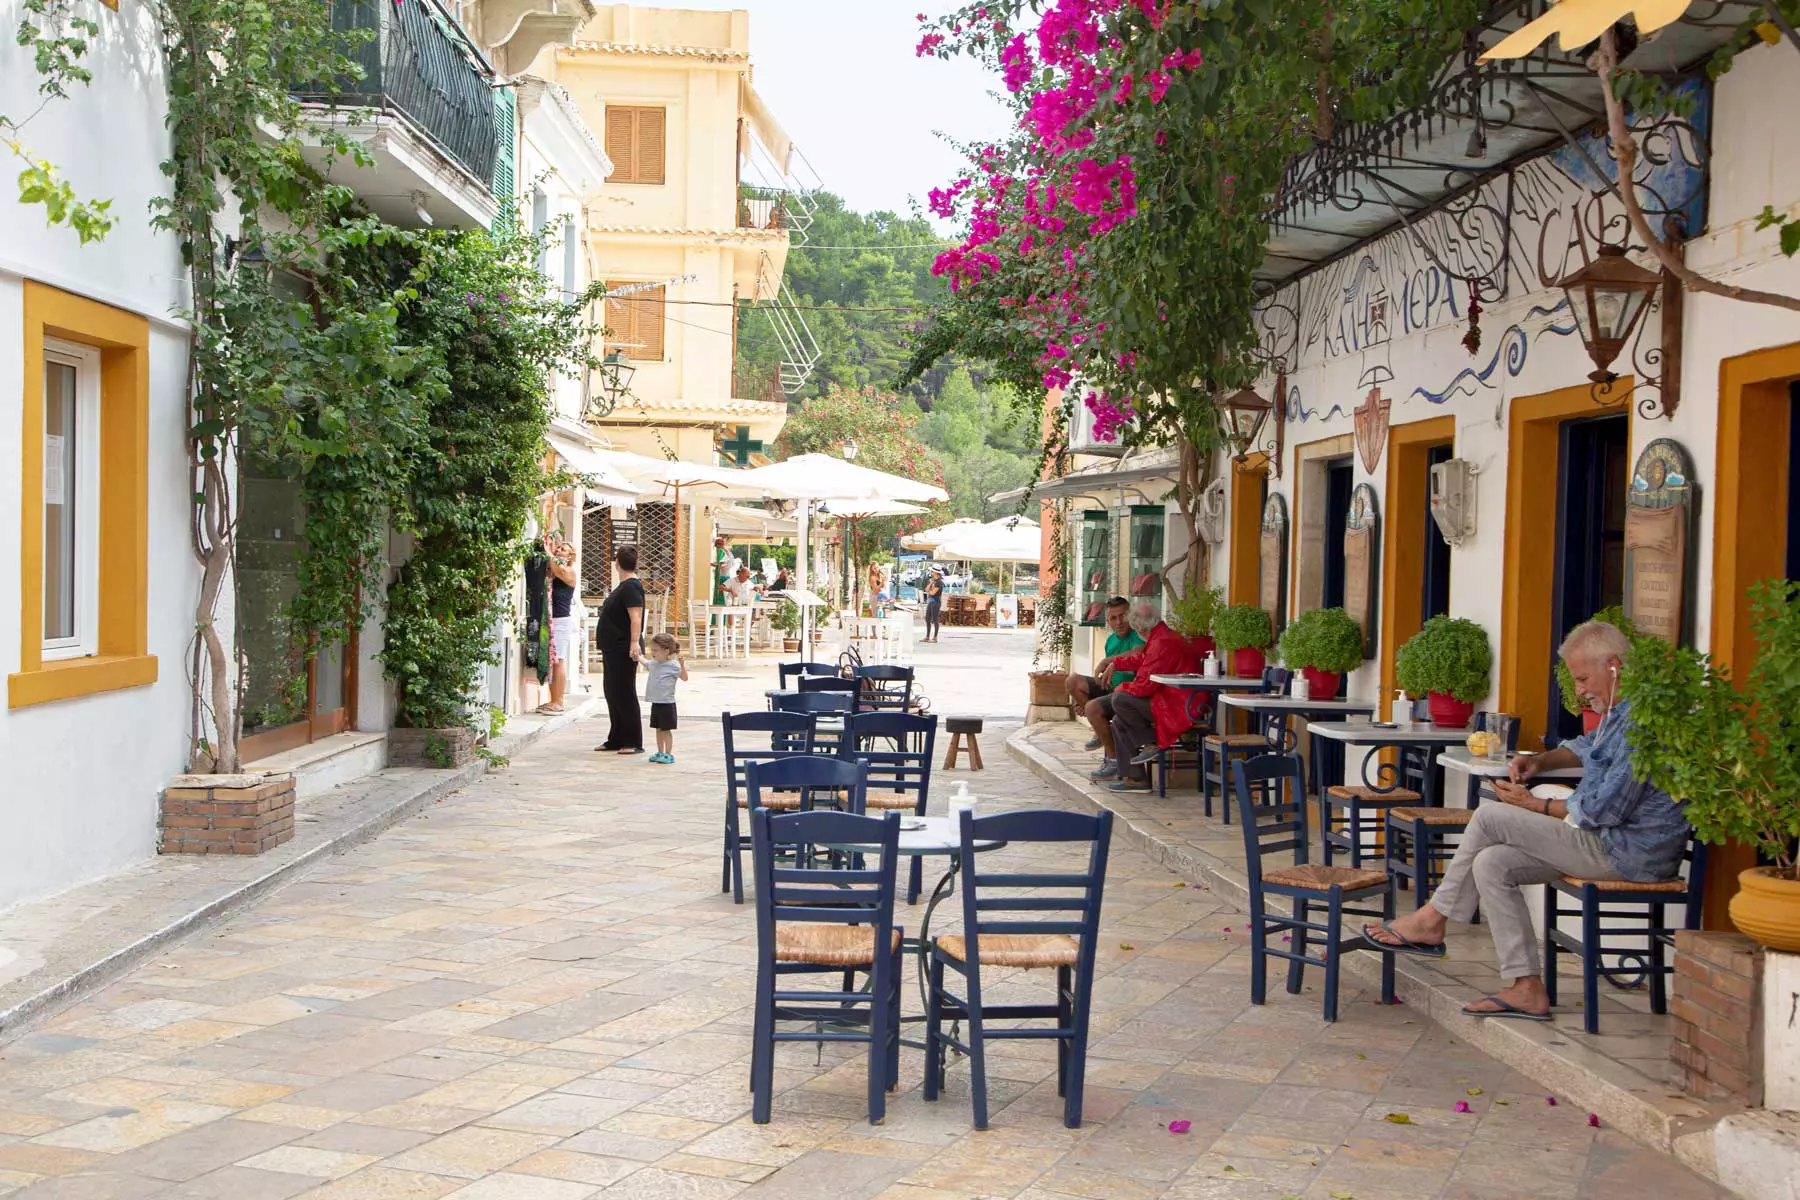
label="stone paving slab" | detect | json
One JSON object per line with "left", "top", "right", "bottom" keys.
{"left": 0, "top": 701, "right": 600, "bottom": 1045}
{"left": 1005, "top": 719, "right": 1736, "bottom": 1167}
{"left": 0, "top": 632, "right": 1727, "bottom": 1197}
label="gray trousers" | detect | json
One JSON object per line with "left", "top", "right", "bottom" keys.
{"left": 1429, "top": 801, "right": 1621, "bottom": 979}
{"left": 1109, "top": 690, "right": 1155, "bottom": 781}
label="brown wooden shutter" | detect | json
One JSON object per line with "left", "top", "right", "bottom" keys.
{"left": 603, "top": 283, "right": 665, "bottom": 361}
{"left": 635, "top": 108, "right": 666, "bottom": 185}
{"left": 604, "top": 107, "right": 636, "bottom": 183}
{"left": 603, "top": 280, "right": 635, "bottom": 355}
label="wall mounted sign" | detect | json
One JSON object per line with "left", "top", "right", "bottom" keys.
{"left": 1197, "top": 478, "right": 1228, "bottom": 545}
{"left": 1353, "top": 387, "right": 1390, "bottom": 475}
{"left": 1623, "top": 438, "right": 1696, "bottom": 645}
{"left": 1259, "top": 493, "right": 1289, "bottom": 630}
{"left": 1343, "top": 483, "right": 1381, "bottom": 658}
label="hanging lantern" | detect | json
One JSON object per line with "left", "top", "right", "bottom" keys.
{"left": 586, "top": 350, "right": 636, "bottom": 420}
{"left": 1218, "top": 388, "right": 1273, "bottom": 461}
{"left": 1557, "top": 246, "right": 1661, "bottom": 383}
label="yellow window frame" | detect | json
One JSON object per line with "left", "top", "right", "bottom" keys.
{"left": 10, "top": 281, "right": 157, "bottom": 708}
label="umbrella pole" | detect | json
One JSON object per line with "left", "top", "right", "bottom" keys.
{"left": 673, "top": 483, "right": 684, "bottom": 637}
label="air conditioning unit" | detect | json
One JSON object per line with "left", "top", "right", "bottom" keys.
{"left": 1066, "top": 392, "right": 1131, "bottom": 457}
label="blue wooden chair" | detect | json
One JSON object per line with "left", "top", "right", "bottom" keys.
{"left": 924, "top": 808, "right": 1113, "bottom": 1130}
{"left": 839, "top": 712, "right": 937, "bottom": 904}
{"left": 772, "top": 690, "right": 854, "bottom": 754}
{"left": 777, "top": 661, "right": 838, "bottom": 690}
{"left": 1544, "top": 837, "right": 1708, "bottom": 1034}
{"left": 853, "top": 664, "right": 915, "bottom": 714}
{"left": 1145, "top": 691, "right": 1213, "bottom": 797}
{"left": 721, "top": 711, "right": 816, "bottom": 904}
{"left": 747, "top": 793, "right": 901, "bottom": 1126}
{"left": 799, "top": 674, "right": 860, "bottom": 698}
{"left": 1233, "top": 755, "right": 1395, "bottom": 1022}
{"left": 1200, "top": 666, "right": 1289, "bottom": 821}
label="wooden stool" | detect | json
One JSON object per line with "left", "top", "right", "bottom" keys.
{"left": 943, "top": 716, "right": 985, "bottom": 770}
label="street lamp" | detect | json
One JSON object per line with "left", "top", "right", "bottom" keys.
{"left": 1218, "top": 387, "right": 1274, "bottom": 461}
{"left": 585, "top": 350, "right": 637, "bottom": 421}
{"left": 840, "top": 438, "right": 859, "bottom": 461}
{"left": 1555, "top": 245, "right": 1661, "bottom": 383}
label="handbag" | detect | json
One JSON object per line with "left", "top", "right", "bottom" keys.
{"left": 1129, "top": 572, "right": 1158, "bottom": 596}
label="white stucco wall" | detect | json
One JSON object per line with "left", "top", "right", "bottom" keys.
{"left": 0, "top": 1, "right": 196, "bottom": 910}
{"left": 1209, "top": 41, "right": 1800, "bottom": 717}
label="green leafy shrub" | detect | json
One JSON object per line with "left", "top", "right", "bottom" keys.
{"left": 1395, "top": 616, "right": 1492, "bottom": 702}
{"left": 774, "top": 597, "right": 801, "bottom": 635}
{"left": 1622, "top": 579, "right": 1800, "bottom": 875}
{"left": 1556, "top": 605, "right": 1641, "bottom": 715}
{"left": 1212, "top": 603, "right": 1272, "bottom": 653}
{"left": 1167, "top": 584, "right": 1223, "bottom": 640}
{"left": 1278, "top": 607, "right": 1365, "bottom": 673}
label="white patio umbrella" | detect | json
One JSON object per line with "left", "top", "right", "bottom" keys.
{"left": 545, "top": 429, "right": 642, "bottom": 507}
{"left": 738, "top": 455, "right": 947, "bottom": 647}
{"left": 935, "top": 522, "right": 1043, "bottom": 564}
{"left": 901, "top": 517, "right": 983, "bottom": 551}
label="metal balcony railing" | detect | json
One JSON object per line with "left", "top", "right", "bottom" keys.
{"left": 297, "top": 0, "right": 498, "bottom": 187}
{"left": 738, "top": 186, "right": 791, "bottom": 233}
{"left": 732, "top": 360, "right": 786, "bottom": 406}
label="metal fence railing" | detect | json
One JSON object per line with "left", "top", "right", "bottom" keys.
{"left": 297, "top": 0, "right": 497, "bottom": 187}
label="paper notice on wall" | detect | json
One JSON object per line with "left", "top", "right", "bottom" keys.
{"left": 43, "top": 435, "right": 65, "bottom": 505}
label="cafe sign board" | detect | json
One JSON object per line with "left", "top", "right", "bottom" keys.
{"left": 1260, "top": 493, "right": 1289, "bottom": 630}
{"left": 1623, "top": 438, "right": 1696, "bottom": 645}
{"left": 1344, "top": 483, "right": 1381, "bottom": 657}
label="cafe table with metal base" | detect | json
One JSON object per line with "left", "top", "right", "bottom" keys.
{"left": 822, "top": 814, "right": 1004, "bottom": 1049}
{"left": 1218, "top": 694, "right": 1378, "bottom": 800}
{"left": 1435, "top": 747, "right": 1584, "bottom": 809}
{"left": 1149, "top": 675, "right": 1267, "bottom": 736}
{"left": 1305, "top": 721, "right": 1476, "bottom": 866}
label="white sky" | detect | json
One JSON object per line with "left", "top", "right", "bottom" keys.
{"left": 676, "top": 1, "right": 1015, "bottom": 219}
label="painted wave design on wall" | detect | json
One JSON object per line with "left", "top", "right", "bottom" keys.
{"left": 1409, "top": 298, "right": 1579, "bottom": 405}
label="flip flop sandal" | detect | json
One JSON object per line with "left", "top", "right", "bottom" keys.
{"left": 536, "top": 704, "right": 565, "bottom": 714}
{"left": 617, "top": 747, "right": 645, "bottom": 756}
{"left": 1463, "top": 995, "right": 1552, "bottom": 1021}
{"left": 1361, "top": 920, "right": 1448, "bottom": 959}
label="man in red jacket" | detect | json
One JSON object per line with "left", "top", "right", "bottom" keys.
{"left": 1100, "top": 602, "right": 1201, "bottom": 791}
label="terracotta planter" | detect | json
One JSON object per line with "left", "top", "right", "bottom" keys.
{"left": 1729, "top": 866, "right": 1800, "bottom": 953}
{"left": 783, "top": 638, "right": 801, "bottom": 653}
{"left": 389, "top": 726, "right": 476, "bottom": 769}
{"left": 1427, "top": 692, "right": 1475, "bottom": 729}
{"left": 1028, "top": 670, "right": 1070, "bottom": 708}
{"left": 1301, "top": 667, "right": 1341, "bottom": 700}
{"left": 1231, "top": 647, "right": 1267, "bottom": 679}
{"left": 1581, "top": 707, "right": 1603, "bottom": 734}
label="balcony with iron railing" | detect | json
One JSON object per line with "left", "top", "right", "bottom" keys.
{"left": 295, "top": 0, "right": 497, "bottom": 189}
{"left": 737, "top": 186, "right": 793, "bottom": 234}
{"left": 732, "top": 359, "right": 787, "bottom": 406}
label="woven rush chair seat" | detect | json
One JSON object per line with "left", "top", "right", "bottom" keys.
{"left": 1203, "top": 732, "right": 1266, "bottom": 747}
{"left": 774, "top": 924, "right": 902, "bottom": 966}
{"left": 736, "top": 793, "right": 802, "bottom": 810}
{"left": 936, "top": 933, "right": 1080, "bottom": 969}
{"left": 863, "top": 791, "right": 917, "bottom": 811}
{"left": 1388, "top": 807, "right": 1472, "bottom": 826}
{"left": 1326, "top": 785, "right": 1422, "bottom": 803}
{"left": 1557, "top": 875, "right": 1688, "bottom": 892}
{"left": 1262, "top": 864, "right": 1390, "bottom": 892}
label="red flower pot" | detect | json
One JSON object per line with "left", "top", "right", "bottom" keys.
{"left": 1187, "top": 634, "right": 1216, "bottom": 662}
{"left": 1427, "top": 692, "right": 1475, "bottom": 729}
{"left": 1232, "top": 647, "right": 1267, "bottom": 679}
{"left": 1301, "top": 668, "right": 1341, "bottom": 700}
{"left": 1581, "top": 707, "right": 1603, "bottom": 734}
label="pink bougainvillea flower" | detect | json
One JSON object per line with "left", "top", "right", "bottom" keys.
{"left": 1168, "top": 1119, "right": 1191, "bottom": 1134}
{"left": 1546, "top": 1097, "right": 1558, "bottom": 1106}
{"left": 1454, "top": 1101, "right": 1471, "bottom": 1113}
{"left": 1588, "top": 1113, "right": 1600, "bottom": 1127}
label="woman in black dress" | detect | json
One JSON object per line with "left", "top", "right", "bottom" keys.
{"left": 594, "top": 546, "right": 646, "bottom": 755}
{"left": 923, "top": 569, "right": 944, "bottom": 643}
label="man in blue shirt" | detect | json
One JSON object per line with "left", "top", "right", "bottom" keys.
{"left": 1363, "top": 621, "right": 1690, "bottom": 1021}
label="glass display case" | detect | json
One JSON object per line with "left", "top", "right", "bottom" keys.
{"left": 1127, "top": 505, "right": 1165, "bottom": 617}
{"left": 1078, "top": 510, "right": 1112, "bottom": 626}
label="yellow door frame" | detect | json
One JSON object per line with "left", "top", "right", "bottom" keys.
{"left": 1228, "top": 455, "right": 1268, "bottom": 606}
{"left": 1379, "top": 416, "right": 1457, "bottom": 720}
{"left": 1498, "top": 382, "right": 1632, "bottom": 749}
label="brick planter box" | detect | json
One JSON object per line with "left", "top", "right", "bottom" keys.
{"left": 1671, "top": 929, "right": 1765, "bottom": 1106}
{"left": 160, "top": 774, "right": 296, "bottom": 856}
{"left": 387, "top": 726, "right": 476, "bottom": 769}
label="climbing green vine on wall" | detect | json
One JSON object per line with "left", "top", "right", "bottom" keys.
{"left": 8, "top": 0, "right": 113, "bottom": 241}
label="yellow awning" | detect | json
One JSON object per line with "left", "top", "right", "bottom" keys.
{"left": 740, "top": 78, "right": 794, "bottom": 175}
{"left": 1481, "top": 0, "right": 1693, "bottom": 61}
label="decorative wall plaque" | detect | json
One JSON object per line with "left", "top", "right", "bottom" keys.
{"left": 1624, "top": 438, "right": 1696, "bottom": 645}
{"left": 1259, "top": 493, "right": 1289, "bottom": 630}
{"left": 1353, "top": 386, "right": 1390, "bottom": 475}
{"left": 1343, "top": 483, "right": 1381, "bottom": 658}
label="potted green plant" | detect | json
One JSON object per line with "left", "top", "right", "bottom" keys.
{"left": 1395, "top": 615, "right": 1491, "bottom": 728}
{"left": 1278, "top": 606, "right": 1365, "bottom": 700}
{"left": 1213, "top": 603, "right": 1273, "bottom": 679}
{"left": 1167, "top": 584, "right": 1222, "bottom": 660}
{"left": 1556, "top": 605, "right": 1638, "bottom": 733}
{"left": 773, "top": 597, "right": 801, "bottom": 653}
{"left": 1621, "top": 579, "right": 1800, "bottom": 952}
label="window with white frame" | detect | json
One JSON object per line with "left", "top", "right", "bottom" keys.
{"left": 41, "top": 338, "right": 102, "bottom": 659}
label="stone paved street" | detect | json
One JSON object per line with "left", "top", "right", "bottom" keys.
{"left": 0, "top": 631, "right": 1725, "bottom": 1198}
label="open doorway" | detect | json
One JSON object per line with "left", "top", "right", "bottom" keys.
{"left": 1422, "top": 444, "right": 1453, "bottom": 622}
{"left": 1546, "top": 413, "right": 1629, "bottom": 743}
{"left": 1321, "top": 458, "right": 1354, "bottom": 610}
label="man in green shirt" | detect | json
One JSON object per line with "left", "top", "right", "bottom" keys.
{"left": 1065, "top": 596, "right": 1142, "bottom": 769}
